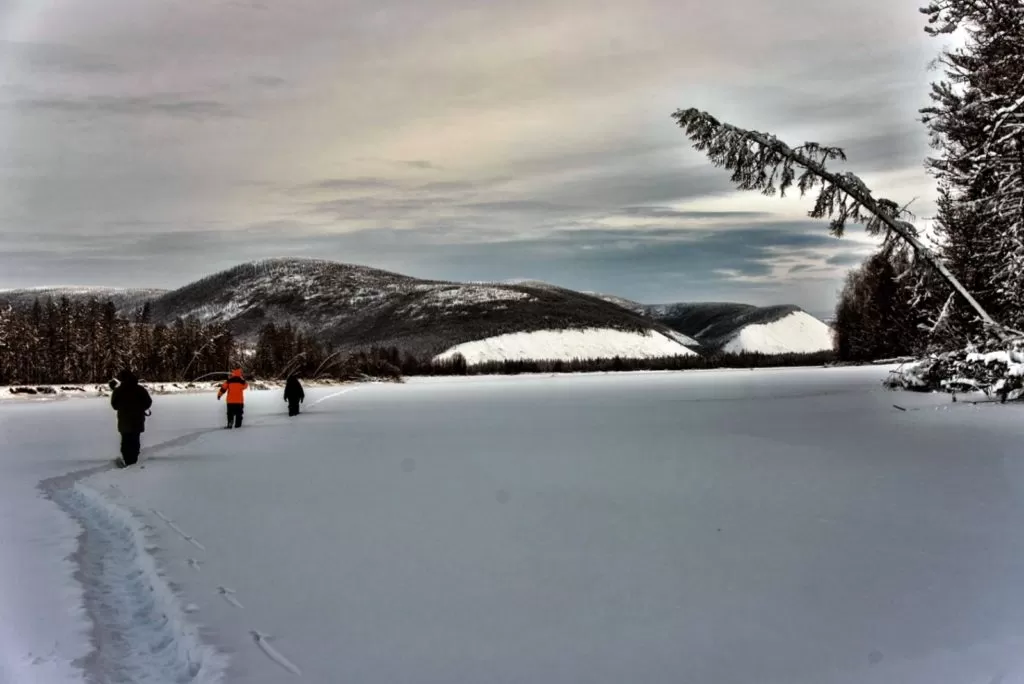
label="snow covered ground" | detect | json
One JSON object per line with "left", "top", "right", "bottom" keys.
{"left": 722, "top": 310, "right": 835, "bottom": 354}
{"left": 5, "top": 369, "right": 1024, "bottom": 683}
{"left": 434, "top": 327, "right": 697, "bottom": 364}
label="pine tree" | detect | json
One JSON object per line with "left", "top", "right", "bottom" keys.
{"left": 921, "top": 0, "right": 1024, "bottom": 330}
{"left": 834, "top": 249, "right": 924, "bottom": 361}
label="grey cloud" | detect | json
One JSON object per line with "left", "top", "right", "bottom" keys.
{"left": 0, "top": 219, "right": 858, "bottom": 282}
{"left": 617, "top": 207, "right": 773, "bottom": 220}
{"left": 462, "top": 200, "right": 581, "bottom": 214}
{"left": 307, "top": 197, "right": 456, "bottom": 218}
{"left": 251, "top": 75, "right": 288, "bottom": 88}
{"left": 826, "top": 252, "right": 869, "bottom": 267}
{"left": 226, "top": 1, "right": 269, "bottom": 11}
{"left": 0, "top": 40, "right": 122, "bottom": 74}
{"left": 417, "top": 179, "right": 506, "bottom": 193}
{"left": 14, "top": 94, "right": 237, "bottom": 119}
{"left": 831, "top": 125, "right": 930, "bottom": 175}
{"left": 296, "top": 177, "right": 400, "bottom": 192}
{"left": 1, "top": 0, "right": 929, "bottom": 315}
{"left": 293, "top": 176, "right": 497, "bottom": 196}
{"left": 527, "top": 163, "right": 736, "bottom": 211}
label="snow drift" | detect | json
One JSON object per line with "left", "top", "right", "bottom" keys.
{"left": 433, "top": 328, "right": 698, "bottom": 365}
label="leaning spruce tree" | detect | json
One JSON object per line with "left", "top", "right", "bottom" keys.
{"left": 671, "top": 0, "right": 1024, "bottom": 395}
{"left": 670, "top": 108, "right": 1024, "bottom": 395}
{"left": 670, "top": 108, "right": 1003, "bottom": 335}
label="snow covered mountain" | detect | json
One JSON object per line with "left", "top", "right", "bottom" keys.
{"left": 0, "top": 262, "right": 834, "bottom": 360}
{"left": 145, "top": 258, "right": 694, "bottom": 359}
{"left": 643, "top": 302, "right": 835, "bottom": 354}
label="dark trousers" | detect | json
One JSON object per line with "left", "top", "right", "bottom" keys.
{"left": 288, "top": 400, "right": 301, "bottom": 417}
{"left": 120, "top": 432, "right": 141, "bottom": 465}
{"left": 226, "top": 403, "right": 244, "bottom": 428}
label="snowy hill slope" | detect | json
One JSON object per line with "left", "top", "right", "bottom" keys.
{"left": 0, "top": 287, "right": 167, "bottom": 312}
{"left": 146, "top": 258, "right": 692, "bottom": 358}
{"left": 644, "top": 302, "right": 834, "bottom": 354}
{"left": 720, "top": 310, "right": 836, "bottom": 354}
{"left": 0, "top": 263, "right": 833, "bottom": 358}
{"left": 434, "top": 327, "right": 697, "bottom": 364}
{"left": 586, "top": 292, "right": 647, "bottom": 314}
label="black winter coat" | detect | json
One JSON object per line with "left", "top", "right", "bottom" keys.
{"left": 111, "top": 378, "right": 153, "bottom": 434}
{"left": 284, "top": 376, "right": 305, "bottom": 402}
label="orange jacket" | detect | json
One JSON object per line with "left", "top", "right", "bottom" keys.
{"left": 218, "top": 369, "right": 248, "bottom": 404}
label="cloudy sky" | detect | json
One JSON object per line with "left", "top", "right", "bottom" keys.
{"left": 0, "top": 0, "right": 946, "bottom": 316}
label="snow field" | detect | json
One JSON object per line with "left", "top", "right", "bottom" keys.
{"left": 7, "top": 369, "right": 1024, "bottom": 683}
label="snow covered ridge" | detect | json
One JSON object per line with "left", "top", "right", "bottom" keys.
{"left": 2, "top": 258, "right": 834, "bottom": 359}
{"left": 434, "top": 328, "right": 698, "bottom": 365}
{"left": 638, "top": 301, "right": 834, "bottom": 355}
{"left": 137, "top": 258, "right": 682, "bottom": 357}
{"left": 721, "top": 311, "right": 835, "bottom": 355}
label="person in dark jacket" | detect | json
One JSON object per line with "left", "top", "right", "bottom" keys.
{"left": 283, "top": 374, "right": 305, "bottom": 417}
{"left": 109, "top": 369, "right": 153, "bottom": 467}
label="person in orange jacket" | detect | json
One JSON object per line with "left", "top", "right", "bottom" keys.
{"left": 218, "top": 368, "right": 248, "bottom": 429}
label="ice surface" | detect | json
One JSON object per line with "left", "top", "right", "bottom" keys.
{"left": 721, "top": 310, "right": 834, "bottom": 354}
{"left": 5, "top": 369, "right": 1024, "bottom": 683}
{"left": 434, "top": 327, "right": 697, "bottom": 364}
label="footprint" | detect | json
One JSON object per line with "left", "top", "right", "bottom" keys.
{"left": 182, "top": 535, "right": 205, "bottom": 551}
{"left": 153, "top": 510, "right": 206, "bottom": 550}
{"left": 217, "top": 586, "right": 244, "bottom": 609}
{"left": 251, "top": 631, "right": 302, "bottom": 675}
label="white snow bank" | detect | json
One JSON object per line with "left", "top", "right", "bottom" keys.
{"left": 434, "top": 327, "right": 698, "bottom": 365}
{"left": 965, "top": 350, "right": 1024, "bottom": 365}
{"left": 721, "top": 311, "right": 834, "bottom": 355}
{"left": 0, "top": 382, "right": 222, "bottom": 403}
{"left": 0, "top": 379, "right": 350, "bottom": 403}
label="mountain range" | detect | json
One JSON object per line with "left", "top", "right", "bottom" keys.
{"left": 0, "top": 258, "right": 835, "bottom": 362}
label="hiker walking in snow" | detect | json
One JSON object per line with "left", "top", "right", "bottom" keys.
{"left": 283, "top": 374, "right": 304, "bottom": 417}
{"left": 218, "top": 368, "right": 248, "bottom": 428}
{"left": 109, "top": 369, "right": 153, "bottom": 467}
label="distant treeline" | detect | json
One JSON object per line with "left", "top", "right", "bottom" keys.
{"left": 0, "top": 298, "right": 403, "bottom": 385}
{"left": 0, "top": 297, "right": 835, "bottom": 385}
{"left": 0, "top": 297, "right": 234, "bottom": 385}
{"left": 411, "top": 350, "right": 837, "bottom": 376}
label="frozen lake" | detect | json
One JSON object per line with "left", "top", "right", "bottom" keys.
{"left": 4, "top": 367, "right": 1024, "bottom": 683}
